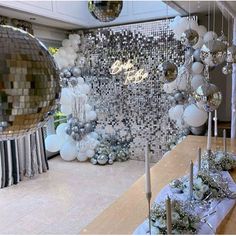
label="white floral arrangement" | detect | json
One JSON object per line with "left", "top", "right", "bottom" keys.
{"left": 202, "top": 150, "right": 236, "bottom": 171}
{"left": 170, "top": 171, "right": 232, "bottom": 201}
{"left": 150, "top": 199, "right": 200, "bottom": 234}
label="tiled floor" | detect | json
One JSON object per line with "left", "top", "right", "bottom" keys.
{"left": 0, "top": 157, "right": 145, "bottom": 234}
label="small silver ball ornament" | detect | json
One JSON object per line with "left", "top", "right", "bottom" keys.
{"left": 97, "top": 155, "right": 108, "bottom": 165}
{"left": 222, "top": 63, "right": 232, "bottom": 75}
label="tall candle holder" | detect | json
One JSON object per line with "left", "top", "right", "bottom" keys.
{"left": 145, "top": 143, "right": 152, "bottom": 235}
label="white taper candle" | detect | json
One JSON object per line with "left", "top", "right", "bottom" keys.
{"left": 166, "top": 196, "right": 172, "bottom": 235}
{"left": 207, "top": 112, "right": 212, "bottom": 151}
{"left": 198, "top": 147, "right": 201, "bottom": 172}
{"left": 214, "top": 110, "right": 218, "bottom": 137}
{"left": 223, "top": 129, "right": 227, "bottom": 153}
{"left": 145, "top": 143, "right": 151, "bottom": 195}
{"left": 189, "top": 160, "right": 193, "bottom": 200}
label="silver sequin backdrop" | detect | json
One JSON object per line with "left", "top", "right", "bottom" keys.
{"left": 78, "top": 19, "right": 185, "bottom": 162}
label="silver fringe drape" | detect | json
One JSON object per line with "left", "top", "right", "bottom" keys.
{"left": 0, "top": 128, "right": 48, "bottom": 188}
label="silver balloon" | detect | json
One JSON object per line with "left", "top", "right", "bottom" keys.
{"left": 64, "top": 70, "right": 71, "bottom": 78}
{"left": 193, "top": 48, "right": 202, "bottom": 62}
{"left": 69, "top": 77, "right": 78, "bottom": 87}
{"left": 226, "top": 45, "right": 236, "bottom": 63}
{"left": 0, "top": 25, "right": 60, "bottom": 140}
{"left": 84, "top": 123, "right": 93, "bottom": 133}
{"left": 222, "top": 63, "right": 232, "bottom": 75}
{"left": 200, "top": 40, "right": 227, "bottom": 67}
{"left": 193, "top": 83, "right": 222, "bottom": 112}
{"left": 97, "top": 155, "right": 108, "bottom": 165}
{"left": 181, "top": 29, "right": 199, "bottom": 47}
{"left": 174, "top": 92, "right": 185, "bottom": 104}
{"left": 159, "top": 61, "right": 178, "bottom": 83}
{"left": 71, "top": 66, "right": 81, "bottom": 77}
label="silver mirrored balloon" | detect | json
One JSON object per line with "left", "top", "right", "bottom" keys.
{"left": 181, "top": 29, "right": 199, "bottom": 47}
{"left": 71, "top": 66, "right": 81, "bottom": 77}
{"left": 159, "top": 61, "right": 178, "bottom": 83}
{"left": 97, "top": 155, "right": 108, "bottom": 165}
{"left": 226, "top": 45, "right": 236, "bottom": 63}
{"left": 0, "top": 25, "right": 60, "bottom": 141}
{"left": 193, "top": 83, "right": 222, "bottom": 112}
{"left": 200, "top": 40, "right": 227, "bottom": 67}
{"left": 222, "top": 63, "right": 232, "bottom": 75}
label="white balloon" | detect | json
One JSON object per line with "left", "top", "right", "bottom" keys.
{"left": 173, "top": 105, "right": 184, "bottom": 120}
{"left": 183, "top": 104, "right": 208, "bottom": 127}
{"left": 45, "top": 134, "right": 63, "bottom": 153}
{"left": 168, "top": 107, "right": 176, "bottom": 120}
{"left": 192, "top": 62, "right": 204, "bottom": 74}
{"left": 85, "top": 104, "right": 92, "bottom": 112}
{"left": 60, "top": 88, "right": 73, "bottom": 105}
{"left": 191, "top": 74, "right": 205, "bottom": 90}
{"left": 77, "top": 152, "right": 88, "bottom": 162}
{"left": 89, "top": 132, "right": 99, "bottom": 139}
{"left": 60, "top": 140, "right": 77, "bottom": 161}
{"left": 163, "top": 80, "right": 177, "bottom": 94}
{"left": 188, "top": 19, "right": 198, "bottom": 31}
{"left": 56, "top": 123, "right": 68, "bottom": 137}
{"left": 203, "top": 31, "right": 218, "bottom": 43}
{"left": 197, "top": 25, "right": 207, "bottom": 36}
{"left": 86, "top": 150, "right": 95, "bottom": 158}
{"left": 86, "top": 110, "right": 97, "bottom": 121}
{"left": 77, "top": 77, "right": 84, "bottom": 85}
{"left": 61, "top": 104, "right": 72, "bottom": 116}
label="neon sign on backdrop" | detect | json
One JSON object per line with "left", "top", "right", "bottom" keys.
{"left": 110, "top": 60, "right": 148, "bottom": 85}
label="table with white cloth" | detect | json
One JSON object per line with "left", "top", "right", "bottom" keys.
{"left": 0, "top": 128, "right": 48, "bottom": 188}
{"left": 80, "top": 135, "right": 236, "bottom": 235}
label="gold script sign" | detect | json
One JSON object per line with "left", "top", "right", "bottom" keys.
{"left": 110, "top": 60, "right": 148, "bottom": 85}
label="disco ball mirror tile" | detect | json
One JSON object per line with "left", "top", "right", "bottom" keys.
{"left": 78, "top": 19, "right": 185, "bottom": 162}
{"left": 0, "top": 25, "right": 60, "bottom": 141}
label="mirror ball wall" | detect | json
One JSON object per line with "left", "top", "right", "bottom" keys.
{"left": 78, "top": 19, "right": 185, "bottom": 162}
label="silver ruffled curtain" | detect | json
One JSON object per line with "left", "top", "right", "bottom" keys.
{"left": 0, "top": 128, "right": 48, "bottom": 188}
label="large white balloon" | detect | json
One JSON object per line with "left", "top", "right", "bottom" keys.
{"left": 192, "top": 62, "right": 204, "bottom": 74}
{"left": 197, "top": 25, "right": 207, "bottom": 36}
{"left": 61, "top": 104, "right": 72, "bottom": 116}
{"left": 86, "top": 150, "right": 95, "bottom": 158}
{"left": 60, "top": 140, "right": 77, "bottom": 161}
{"left": 56, "top": 123, "right": 68, "bottom": 137}
{"left": 60, "top": 88, "right": 73, "bottom": 105}
{"left": 45, "top": 134, "right": 63, "bottom": 153}
{"left": 86, "top": 110, "right": 97, "bottom": 121}
{"left": 183, "top": 104, "right": 208, "bottom": 127}
{"left": 191, "top": 75, "right": 205, "bottom": 90}
{"left": 168, "top": 107, "right": 176, "bottom": 120}
{"left": 203, "top": 31, "right": 217, "bottom": 43}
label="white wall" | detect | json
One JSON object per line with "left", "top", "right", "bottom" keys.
{"left": 0, "top": 1, "right": 180, "bottom": 29}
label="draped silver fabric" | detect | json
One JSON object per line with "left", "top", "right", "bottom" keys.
{"left": 0, "top": 128, "right": 48, "bottom": 188}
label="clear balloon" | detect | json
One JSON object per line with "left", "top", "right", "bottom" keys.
{"left": 191, "top": 62, "right": 204, "bottom": 74}
{"left": 181, "top": 29, "right": 199, "bottom": 47}
{"left": 191, "top": 74, "right": 205, "bottom": 91}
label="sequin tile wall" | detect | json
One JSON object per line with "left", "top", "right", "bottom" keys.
{"left": 78, "top": 19, "right": 185, "bottom": 162}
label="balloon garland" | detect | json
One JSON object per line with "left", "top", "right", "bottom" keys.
{"left": 45, "top": 34, "right": 131, "bottom": 165}
{"left": 165, "top": 16, "right": 228, "bottom": 135}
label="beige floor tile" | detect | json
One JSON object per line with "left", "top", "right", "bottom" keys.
{"left": 0, "top": 157, "right": 145, "bottom": 234}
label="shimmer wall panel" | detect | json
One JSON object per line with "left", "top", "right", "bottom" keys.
{"left": 78, "top": 19, "right": 184, "bottom": 162}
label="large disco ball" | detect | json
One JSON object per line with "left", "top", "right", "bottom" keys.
{"left": 200, "top": 39, "right": 227, "bottom": 67}
{"left": 88, "top": 0, "right": 123, "bottom": 22}
{"left": 0, "top": 25, "right": 60, "bottom": 140}
{"left": 193, "top": 83, "right": 222, "bottom": 112}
